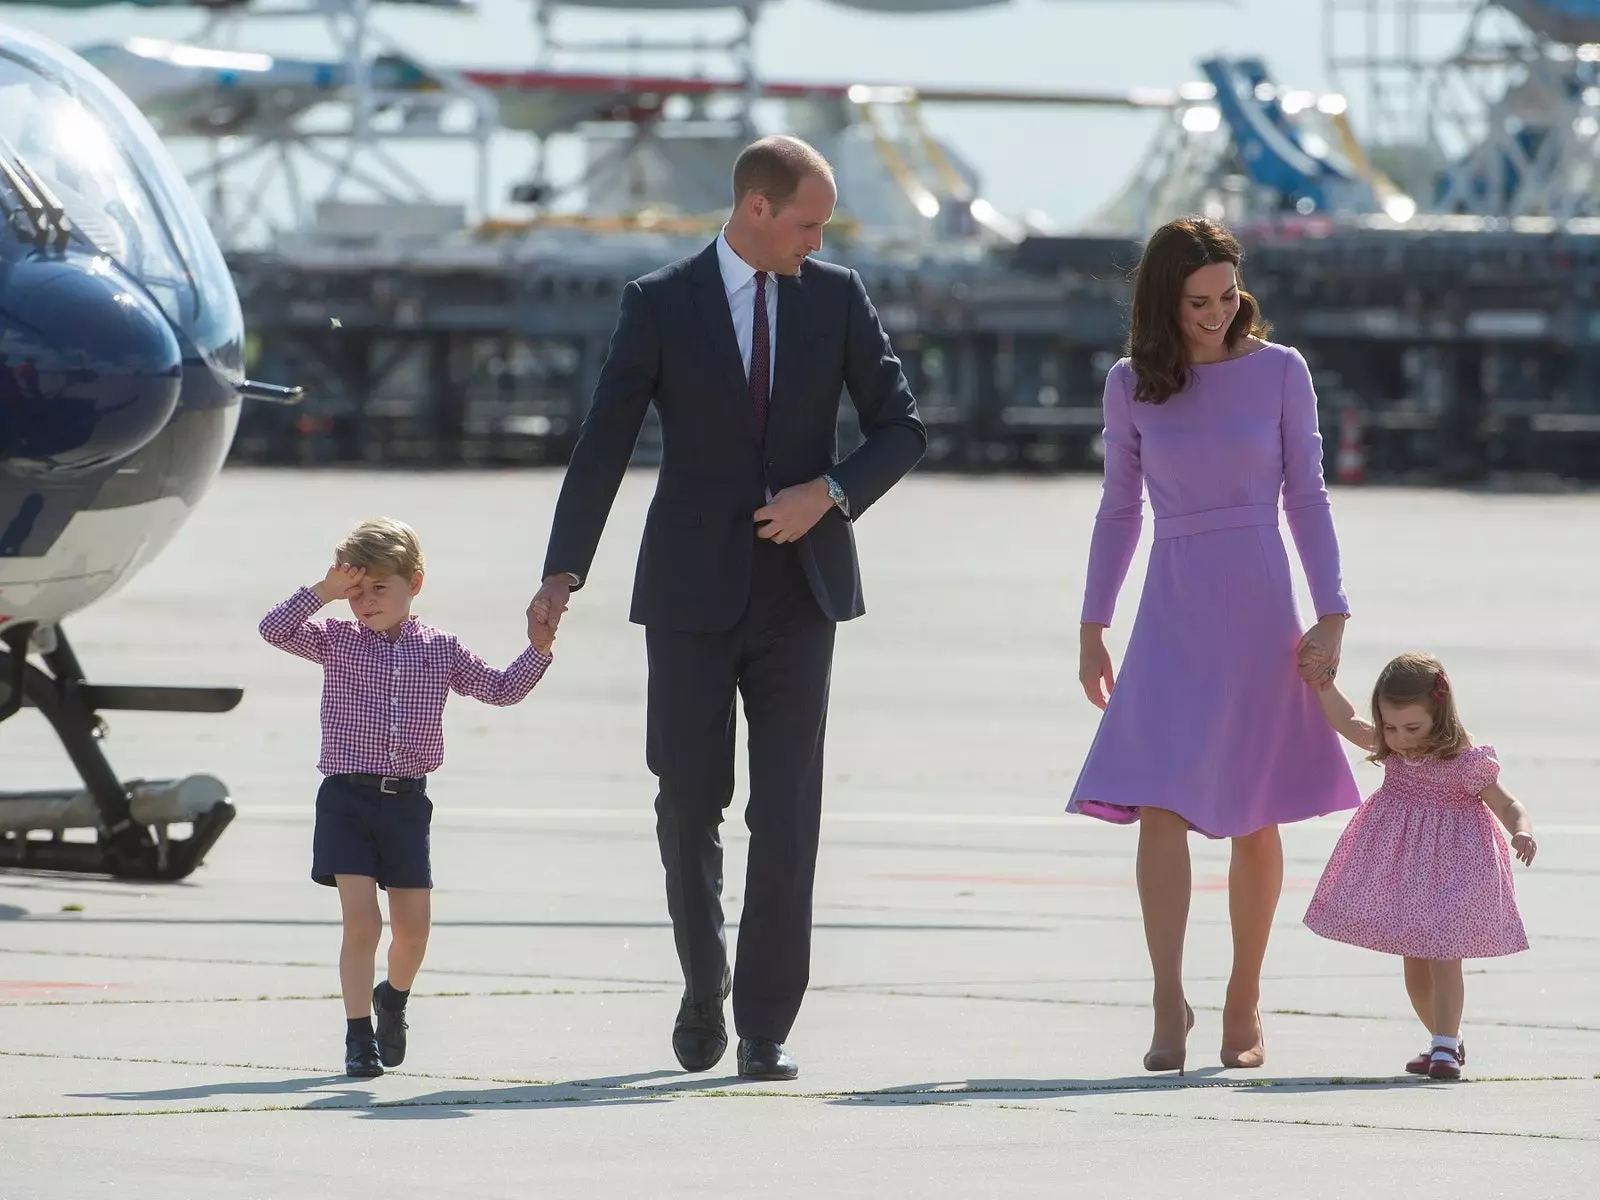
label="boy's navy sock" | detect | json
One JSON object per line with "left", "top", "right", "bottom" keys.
{"left": 347, "top": 1016, "right": 374, "bottom": 1038}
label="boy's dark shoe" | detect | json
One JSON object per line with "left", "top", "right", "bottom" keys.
{"left": 344, "top": 1032, "right": 383, "bottom": 1078}
{"left": 373, "top": 981, "right": 409, "bottom": 1068}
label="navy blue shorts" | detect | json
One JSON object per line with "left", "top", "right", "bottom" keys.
{"left": 311, "top": 774, "right": 433, "bottom": 890}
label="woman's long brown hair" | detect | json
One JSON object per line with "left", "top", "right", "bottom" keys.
{"left": 1126, "top": 216, "right": 1271, "bottom": 405}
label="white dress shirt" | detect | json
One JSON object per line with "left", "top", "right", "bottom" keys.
{"left": 554, "top": 232, "right": 841, "bottom": 588}
{"left": 716, "top": 227, "right": 848, "bottom": 518}
{"left": 716, "top": 226, "right": 778, "bottom": 388}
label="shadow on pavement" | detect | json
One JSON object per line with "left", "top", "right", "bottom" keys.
{"left": 828, "top": 1071, "right": 1426, "bottom": 1103}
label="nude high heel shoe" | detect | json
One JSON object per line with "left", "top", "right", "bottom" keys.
{"left": 1143, "top": 1002, "right": 1195, "bottom": 1076}
{"left": 1221, "top": 1008, "right": 1266, "bottom": 1070}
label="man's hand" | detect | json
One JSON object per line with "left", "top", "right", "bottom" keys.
{"left": 315, "top": 562, "right": 364, "bottom": 605}
{"left": 754, "top": 478, "right": 833, "bottom": 544}
{"left": 527, "top": 575, "right": 572, "bottom": 652}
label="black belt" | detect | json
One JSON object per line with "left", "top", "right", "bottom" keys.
{"left": 337, "top": 773, "right": 427, "bottom": 795}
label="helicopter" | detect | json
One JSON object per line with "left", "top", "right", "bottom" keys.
{"left": 0, "top": 18, "right": 299, "bottom": 881}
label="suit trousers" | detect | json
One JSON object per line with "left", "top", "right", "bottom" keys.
{"left": 645, "top": 534, "right": 837, "bottom": 1044}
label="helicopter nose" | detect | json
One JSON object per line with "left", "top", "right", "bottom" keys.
{"left": 0, "top": 249, "right": 182, "bottom": 476}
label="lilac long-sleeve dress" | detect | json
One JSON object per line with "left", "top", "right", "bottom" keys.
{"left": 1067, "top": 344, "right": 1361, "bottom": 838}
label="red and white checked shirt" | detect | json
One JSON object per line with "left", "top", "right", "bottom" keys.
{"left": 259, "top": 586, "right": 552, "bottom": 776}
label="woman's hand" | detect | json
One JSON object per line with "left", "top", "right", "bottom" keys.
{"left": 1079, "top": 624, "right": 1116, "bottom": 710}
{"left": 1296, "top": 615, "right": 1346, "bottom": 687}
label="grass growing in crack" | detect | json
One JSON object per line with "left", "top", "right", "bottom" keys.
{"left": 854, "top": 990, "right": 1600, "bottom": 1035}
{"left": 858, "top": 1073, "right": 1594, "bottom": 1097}
{"left": 11, "top": 1106, "right": 234, "bottom": 1120}
{"left": 0, "top": 944, "right": 674, "bottom": 987}
{"left": 1071, "top": 1108, "right": 1593, "bottom": 1142}
{"left": 0, "top": 987, "right": 654, "bottom": 1009}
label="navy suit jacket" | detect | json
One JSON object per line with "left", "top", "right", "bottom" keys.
{"left": 542, "top": 240, "right": 927, "bottom": 632}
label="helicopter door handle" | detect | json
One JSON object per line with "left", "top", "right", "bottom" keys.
{"left": 237, "top": 380, "right": 305, "bottom": 403}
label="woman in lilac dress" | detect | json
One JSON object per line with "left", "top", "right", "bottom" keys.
{"left": 1070, "top": 217, "right": 1361, "bottom": 1074}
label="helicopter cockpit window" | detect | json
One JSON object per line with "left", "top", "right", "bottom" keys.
{"left": 0, "top": 51, "right": 192, "bottom": 324}
{"left": 0, "top": 37, "right": 240, "bottom": 361}
{"left": 20, "top": 34, "right": 242, "bottom": 359}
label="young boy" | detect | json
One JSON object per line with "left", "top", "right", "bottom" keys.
{"left": 259, "top": 517, "right": 553, "bottom": 1077}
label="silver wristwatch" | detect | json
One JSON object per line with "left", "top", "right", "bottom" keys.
{"left": 824, "top": 474, "right": 849, "bottom": 516}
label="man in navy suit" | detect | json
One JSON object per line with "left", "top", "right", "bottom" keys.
{"left": 528, "top": 135, "right": 925, "bottom": 1080}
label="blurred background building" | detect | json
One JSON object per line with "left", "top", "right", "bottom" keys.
{"left": 4, "top": 0, "right": 1599, "bottom": 481}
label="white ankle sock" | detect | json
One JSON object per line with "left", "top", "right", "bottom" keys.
{"left": 1430, "top": 1034, "right": 1460, "bottom": 1059}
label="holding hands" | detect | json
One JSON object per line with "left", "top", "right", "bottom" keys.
{"left": 526, "top": 576, "right": 570, "bottom": 655}
{"left": 1296, "top": 614, "right": 1347, "bottom": 690}
{"left": 1080, "top": 614, "right": 1346, "bottom": 711}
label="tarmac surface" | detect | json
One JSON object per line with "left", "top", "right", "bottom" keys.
{"left": 1, "top": 467, "right": 1596, "bottom": 1198}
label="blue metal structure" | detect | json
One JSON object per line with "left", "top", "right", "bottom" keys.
{"left": 1199, "top": 56, "right": 1375, "bottom": 215}
{"left": 1499, "top": 0, "right": 1600, "bottom": 44}
{"left": 1423, "top": 1, "right": 1600, "bottom": 217}
{"left": 0, "top": 20, "right": 297, "bottom": 879}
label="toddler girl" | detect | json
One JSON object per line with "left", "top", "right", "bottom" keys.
{"left": 1301, "top": 652, "right": 1535, "bottom": 1080}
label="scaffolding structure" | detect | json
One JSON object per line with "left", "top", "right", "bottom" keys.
{"left": 1322, "top": 0, "right": 1478, "bottom": 153}
{"left": 1323, "top": 0, "right": 1600, "bottom": 217}
{"left": 510, "top": 0, "right": 763, "bottom": 208}
{"left": 1430, "top": 1, "right": 1600, "bottom": 216}
{"left": 1079, "top": 64, "right": 1404, "bottom": 235}
{"left": 114, "top": 0, "right": 499, "bottom": 246}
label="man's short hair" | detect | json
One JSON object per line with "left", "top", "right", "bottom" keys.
{"left": 732, "top": 135, "right": 834, "bottom": 213}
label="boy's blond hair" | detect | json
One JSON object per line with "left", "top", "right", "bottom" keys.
{"left": 336, "top": 518, "right": 425, "bottom": 580}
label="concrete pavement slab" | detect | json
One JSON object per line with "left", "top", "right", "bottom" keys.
{"left": 2, "top": 470, "right": 1596, "bottom": 1194}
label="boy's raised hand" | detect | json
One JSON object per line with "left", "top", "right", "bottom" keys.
{"left": 315, "top": 561, "right": 365, "bottom": 605}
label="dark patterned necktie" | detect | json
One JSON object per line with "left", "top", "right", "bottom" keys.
{"left": 749, "top": 270, "right": 769, "bottom": 437}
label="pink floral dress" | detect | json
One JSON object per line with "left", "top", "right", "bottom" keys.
{"left": 1303, "top": 744, "right": 1528, "bottom": 959}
